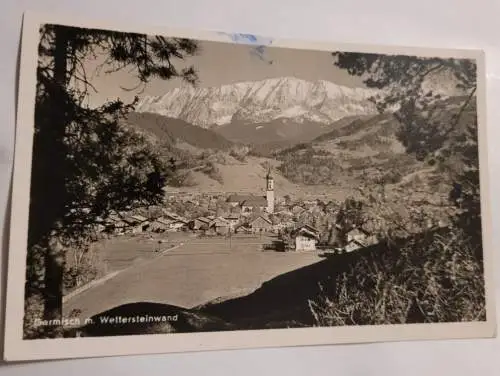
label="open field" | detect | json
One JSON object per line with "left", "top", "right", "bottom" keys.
{"left": 93, "top": 232, "right": 195, "bottom": 273}
{"left": 63, "top": 234, "right": 323, "bottom": 320}
{"left": 91, "top": 232, "right": 279, "bottom": 274}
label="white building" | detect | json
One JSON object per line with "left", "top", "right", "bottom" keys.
{"left": 344, "top": 239, "right": 366, "bottom": 253}
{"left": 293, "top": 225, "right": 320, "bottom": 251}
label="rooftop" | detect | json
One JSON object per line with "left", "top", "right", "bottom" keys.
{"left": 227, "top": 194, "right": 267, "bottom": 207}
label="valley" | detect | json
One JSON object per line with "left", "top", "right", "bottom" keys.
{"left": 120, "top": 76, "right": 475, "bottom": 224}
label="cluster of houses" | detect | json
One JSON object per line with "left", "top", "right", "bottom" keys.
{"left": 288, "top": 223, "right": 378, "bottom": 253}
{"left": 99, "top": 210, "right": 188, "bottom": 235}
{"left": 96, "top": 171, "right": 378, "bottom": 254}
{"left": 189, "top": 213, "right": 274, "bottom": 235}
{"left": 100, "top": 208, "right": 278, "bottom": 237}
{"left": 98, "top": 205, "right": 378, "bottom": 254}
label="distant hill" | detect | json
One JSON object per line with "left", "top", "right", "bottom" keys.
{"left": 179, "top": 156, "right": 300, "bottom": 195}
{"left": 121, "top": 112, "right": 237, "bottom": 187}
{"left": 215, "top": 114, "right": 376, "bottom": 149}
{"left": 275, "top": 94, "right": 477, "bottom": 195}
{"left": 125, "top": 112, "right": 234, "bottom": 150}
{"left": 215, "top": 118, "right": 329, "bottom": 145}
{"left": 313, "top": 113, "right": 399, "bottom": 143}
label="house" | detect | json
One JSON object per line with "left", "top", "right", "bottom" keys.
{"left": 346, "top": 227, "right": 371, "bottom": 243}
{"left": 224, "top": 214, "right": 240, "bottom": 230}
{"left": 159, "top": 211, "right": 188, "bottom": 231}
{"left": 163, "top": 211, "right": 184, "bottom": 222}
{"left": 346, "top": 227, "right": 378, "bottom": 247}
{"left": 293, "top": 225, "right": 320, "bottom": 251}
{"left": 150, "top": 217, "right": 171, "bottom": 233}
{"left": 129, "top": 214, "right": 148, "bottom": 222}
{"left": 103, "top": 213, "right": 128, "bottom": 235}
{"left": 234, "top": 222, "right": 252, "bottom": 234}
{"left": 226, "top": 194, "right": 268, "bottom": 214}
{"left": 168, "top": 219, "right": 188, "bottom": 232}
{"left": 344, "top": 239, "right": 366, "bottom": 253}
{"left": 209, "top": 217, "right": 230, "bottom": 235}
{"left": 341, "top": 225, "right": 379, "bottom": 252}
{"left": 107, "top": 211, "right": 125, "bottom": 223}
{"left": 189, "top": 217, "right": 212, "bottom": 231}
{"left": 248, "top": 215, "right": 273, "bottom": 233}
{"left": 124, "top": 214, "right": 150, "bottom": 234}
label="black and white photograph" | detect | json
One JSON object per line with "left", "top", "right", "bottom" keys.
{"left": 3, "top": 12, "right": 495, "bottom": 361}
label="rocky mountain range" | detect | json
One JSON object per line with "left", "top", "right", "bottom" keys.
{"left": 135, "top": 77, "right": 380, "bottom": 128}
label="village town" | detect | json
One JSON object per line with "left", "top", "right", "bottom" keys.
{"left": 93, "top": 170, "right": 378, "bottom": 254}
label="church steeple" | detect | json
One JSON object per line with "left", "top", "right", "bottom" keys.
{"left": 266, "top": 168, "right": 274, "bottom": 191}
{"left": 266, "top": 168, "right": 274, "bottom": 213}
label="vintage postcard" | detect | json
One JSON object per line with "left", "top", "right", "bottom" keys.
{"left": 3, "top": 11, "right": 496, "bottom": 361}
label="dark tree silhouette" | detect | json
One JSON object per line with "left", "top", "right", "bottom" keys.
{"left": 333, "top": 52, "right": 477, "bottom": 158}
{"left": 26, "top": 24, "right": 199, "bottom": 338}
{"left": 332, "top": 52, "right": 481, "bottom": 239}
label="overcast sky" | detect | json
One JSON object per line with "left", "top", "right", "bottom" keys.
{"left": 82, "top": 39, "right": 366, "bottom": 108}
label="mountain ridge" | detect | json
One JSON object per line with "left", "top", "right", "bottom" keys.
{"left": 135, "top": 76, "right": 380, "bottom": 127}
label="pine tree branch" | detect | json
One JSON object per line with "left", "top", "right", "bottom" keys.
{"left": 441, "top": 86, "right": 477, "bottom": 139}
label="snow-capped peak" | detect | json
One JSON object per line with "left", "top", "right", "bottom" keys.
{"left": 135, "top": 76, "right": 380, "bottom": 127}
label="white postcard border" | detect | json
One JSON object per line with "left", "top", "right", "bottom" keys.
{"left": 3, "top": 10, "right": 496, "bottom": 362}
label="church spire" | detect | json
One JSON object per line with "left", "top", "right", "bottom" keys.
{"left": 266, "top": 167, "right": 274, "bottom": 213}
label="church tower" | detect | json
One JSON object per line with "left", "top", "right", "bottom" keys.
{"left": 266, "top": 169, "right": 274, "bottom": 214}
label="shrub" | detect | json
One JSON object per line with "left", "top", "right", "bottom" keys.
{"left": 63, "top": 244, "right": 107, "bottom": 294}
{"left": 308, "top": 226, "right": 485, "bottom": 326}
{"left": 23, "top": 291, "right": 45, "bottom": 339}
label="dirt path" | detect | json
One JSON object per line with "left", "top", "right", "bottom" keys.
{"left": 63, "top": 240, "right": 323, "bottom": 321}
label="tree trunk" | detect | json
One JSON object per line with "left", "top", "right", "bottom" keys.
{"left": 42, "top": 25, "right": 69, "bottom": 337}
{"left": 43, "top": 234, "right": 65, "bottom": 337}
